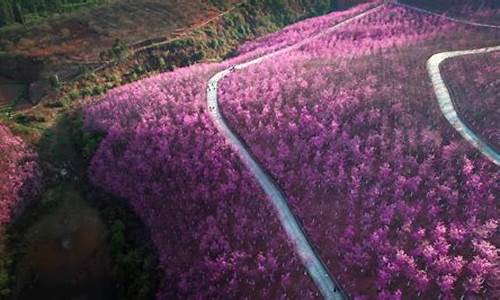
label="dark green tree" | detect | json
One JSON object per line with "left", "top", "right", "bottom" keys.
{"left": 11, "top": 0, "right": 24, "bottom": 24}
{"left": 47, "top": 0, "right": 64, "bottom": 13}
{"left": 0, "top": 0, "right": 15, "bottom": 25}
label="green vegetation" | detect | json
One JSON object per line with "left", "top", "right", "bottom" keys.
{"left": 3, "top": 184, "right": 158, "bottom": 299}
{"left": 0, "top": 235, "right": 13, "bottom": 297}
{"left": 101, "top": 201, "right": 159, "bottom": 300}
{"left": 0, "top": 0, "right": 110, "bottom": 26}
{"left": 101, "top": 39, "right": 131, "bottom": 62}
{"left": 1, "top": 110, "right": 158, "bottom": 299}
{"left": 208, "top": 0, "right": 231, "bottom": 10}
{"left": 48, "top": 0, "right": 345, "bottom": 108}
{"left": 54, "top": 114, "right": 158, "bottom": 299}
{"left": 161, "top": 0, "right": 341, "bottom": 62}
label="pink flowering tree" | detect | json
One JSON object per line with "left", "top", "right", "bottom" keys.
{"left": 0, "top": 124, "right": 41, "bottom": 226}
{"left": 441, "top": 51, "right": 499, "bottom": 151}
{"left": 217, "top": 3, "right": 499, "bottom": 298}
{"left": 85, "top": 64, "right": 319, "bottom": 299}
{"left": 85, "top": 2, "right": 500, "bottom": 299}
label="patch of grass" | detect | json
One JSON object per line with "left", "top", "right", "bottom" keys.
{"left": 93, "top": 191, "right": 159, "bottom": 300}
{"left": 1, "top": 0, "right": 112, "bottom": 27}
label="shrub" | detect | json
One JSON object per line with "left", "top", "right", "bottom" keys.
{"left": 0, "top": 124, "right": 41, "bottom": 225}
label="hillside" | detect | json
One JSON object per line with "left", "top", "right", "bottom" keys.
{"left": 0, "top": 0, "right": 349, "bottom": 105}
{"left": 1, "top": 0, "right": 499, "bottom": 299}
{"left": 84, "top": 0, "right": 499, "bottom": 298}
{"left": 0, "top": 1, "right": 216, "bottom": 60}
{"left": 217, "top": 3, "right": 499, "bottom": 297}
{"left": 0, "top": 1, "right": 364, "bottom": 299}
{"left": 440, "top": 51, "right": 499, "bottom": 151}
{"left": 0, "top": 0, "right": 221, "bottom": 104}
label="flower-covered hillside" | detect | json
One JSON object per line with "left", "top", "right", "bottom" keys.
{"left": 85, "top": 1, "right": 500, "bottom": 299}
{"left": 85, "top": 64, "right": 319, "bottom": 299}
{"left": 441, "top": 51, "right": 500, "bottom": 151}
{"left": 218, "top": 3, "right": 500, "bottom": 299}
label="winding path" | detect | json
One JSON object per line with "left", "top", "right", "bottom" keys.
{"left": 427, "top": 46, "right": 500, "bottom": 165}
{"left": 207, "top": 1, "right": 499, "bottom": 298}
{"left": 396, "top": 1, "right": 500, "bottom": 164}
{"left": 207, "top": 4, "right": 385, "bottom": 300}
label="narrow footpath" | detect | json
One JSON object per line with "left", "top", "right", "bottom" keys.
{"left": 396, "top": 1, "right": 500, "bottom": 165}
{"left": 206, "top": 4, "right": 385, "bottom": 300}
{"left": 427, "top": 46, "right": 500, "bottom": 165}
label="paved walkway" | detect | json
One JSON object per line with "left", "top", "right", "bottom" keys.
{"left": 427, "top": 46, "right": 500, "bottom": 165}
{"left": 397, "top": 1, "right": 500, "bottom": 165}
{"left": 207, "top": 4, "right": 386, "bottom": 299}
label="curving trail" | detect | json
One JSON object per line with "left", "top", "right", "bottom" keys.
{"left": 396, "top": 1, "right": 500, "bottom": 165}
{"left": 207, "top": 1, "right": 499, "bottom": 297}
{"left": 207, "top": 4, "right": 386, "bottom": 300}
{"left": 427, "top": 46, "right": 500, "bottom": 165}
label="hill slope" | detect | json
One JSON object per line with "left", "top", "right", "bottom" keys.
{"left": 84, "top": 1, "right": 499, "bottom": 298}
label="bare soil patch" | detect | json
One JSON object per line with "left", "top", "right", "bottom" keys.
{"left": 0, "top": 76, "right": 26, "bottom": 106}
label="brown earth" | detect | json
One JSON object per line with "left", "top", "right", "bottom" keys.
{"left": 0, "top": 0, "right": 238, "bottom": 103}
{"left": 13, "top": 188, "right": 115, "bottom": 300}
{"left": 0, "top": 76, "right": 26, "bottom": 106}
{"left": 0, "top": 0, "right": 226, "bottom": 61}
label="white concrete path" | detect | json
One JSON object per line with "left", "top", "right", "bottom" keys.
{"left": 207, "top": 4, "right": 386, "bottom": 300}
{"left": 427, "top": 46, "right": 500, "bottom": 165}
{"left": 397, "top": 1, "right": 500, "bottom": 165}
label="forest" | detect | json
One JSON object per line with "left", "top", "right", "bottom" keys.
{"left": 0, "top": 0, "right": 498, "bottom": 299}
{"left": 0, "top": 0, "right": 109, "bottom": 26}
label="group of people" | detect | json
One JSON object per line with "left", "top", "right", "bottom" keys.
{"left": 207, "top": 66, "right": 237, "bottom": 112}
